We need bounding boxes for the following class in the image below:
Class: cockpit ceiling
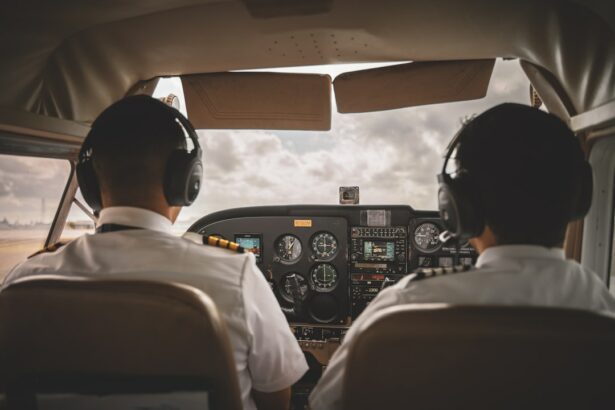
[0,0,614,125]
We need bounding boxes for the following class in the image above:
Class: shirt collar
[97,206,173,233]
[476,245,566,268]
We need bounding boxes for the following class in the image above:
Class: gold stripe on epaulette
[202,235,245,254]
[28,241,67,259]
[412,264,473,281]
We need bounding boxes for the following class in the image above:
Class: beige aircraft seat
[343,304,615,410]
[0,275,242,410]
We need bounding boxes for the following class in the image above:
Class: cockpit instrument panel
[189,206,477,325]
[194,215,349,325]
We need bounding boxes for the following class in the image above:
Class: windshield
[154,59,530,229]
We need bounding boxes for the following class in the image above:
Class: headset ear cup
[164,150,203,206]
[438,174,484,240]
[76,160,102,212]
[571,161,593,220]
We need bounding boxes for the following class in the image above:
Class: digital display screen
[363,240,395,261]
[235,234,262,262]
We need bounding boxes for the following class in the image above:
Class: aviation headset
[437,113,593,242]
[77,96,203,212]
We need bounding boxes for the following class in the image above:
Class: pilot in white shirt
[3,96,307,410]
[309,104,615,409]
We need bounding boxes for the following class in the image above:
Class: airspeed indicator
[414,222,442,253]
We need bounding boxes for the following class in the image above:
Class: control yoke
[280,273,307,319]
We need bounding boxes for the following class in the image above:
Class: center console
[349,226,407,318]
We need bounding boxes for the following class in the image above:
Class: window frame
[45,161,79,247]
[582,133,615,284]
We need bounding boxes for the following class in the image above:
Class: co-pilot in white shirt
[3,207,308,410]
[309,245,615,410]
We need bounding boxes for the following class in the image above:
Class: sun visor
[334,60,495,113]
[181,72,331,130]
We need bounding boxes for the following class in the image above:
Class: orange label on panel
[294,219,313,227]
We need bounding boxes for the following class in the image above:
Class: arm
[252,387,292,410]
[308,283,404,410]
[241,255,309,407]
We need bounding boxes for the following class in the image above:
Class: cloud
[183,59,530,222]
[0,59,530,226]
[0,155,70,222]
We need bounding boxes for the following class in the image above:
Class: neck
[102,196,176,222]
[469,226,498,254]
[469,226,564,254]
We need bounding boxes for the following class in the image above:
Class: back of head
[86,95,187,206]
[458,103,587,247]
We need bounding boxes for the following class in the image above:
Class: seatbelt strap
[95,224,143,234]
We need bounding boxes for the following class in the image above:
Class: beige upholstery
[0,275,242,410]
[0,1,613,123]
[343,304,615,410]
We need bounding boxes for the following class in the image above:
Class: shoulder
[179,232,256,279]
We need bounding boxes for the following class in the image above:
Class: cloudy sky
[0,59,529,227]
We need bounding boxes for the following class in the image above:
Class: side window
[0,154,71,281]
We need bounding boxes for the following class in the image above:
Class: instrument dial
[275,234,302,264]
[414,222,442,253]
[311,232,338,260]
[310,263,339,292]
[279,272,309,303]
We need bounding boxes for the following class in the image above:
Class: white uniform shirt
[309,245,615,410]
[3,207,308,410]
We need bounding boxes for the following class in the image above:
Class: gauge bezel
[274,234,303,264]
[279,272,309,303]
[309,263,339,292]
[413,222,443,254]
[310,231,339,260]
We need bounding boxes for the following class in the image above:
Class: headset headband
[79,98,201,163]
[439,126,465,180]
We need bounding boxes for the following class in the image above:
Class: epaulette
[411,264,474,281]
[201,235,246,254]
[28,241,68,259]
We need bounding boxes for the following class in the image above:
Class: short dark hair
[88,95,186,198]
[457,103,586,247]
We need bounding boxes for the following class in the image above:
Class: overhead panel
[241,0,333,18]
[334,60,496,113]
[182,72,331,130]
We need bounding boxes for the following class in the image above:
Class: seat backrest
[0,275,242,410]
[343,304,615,410]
